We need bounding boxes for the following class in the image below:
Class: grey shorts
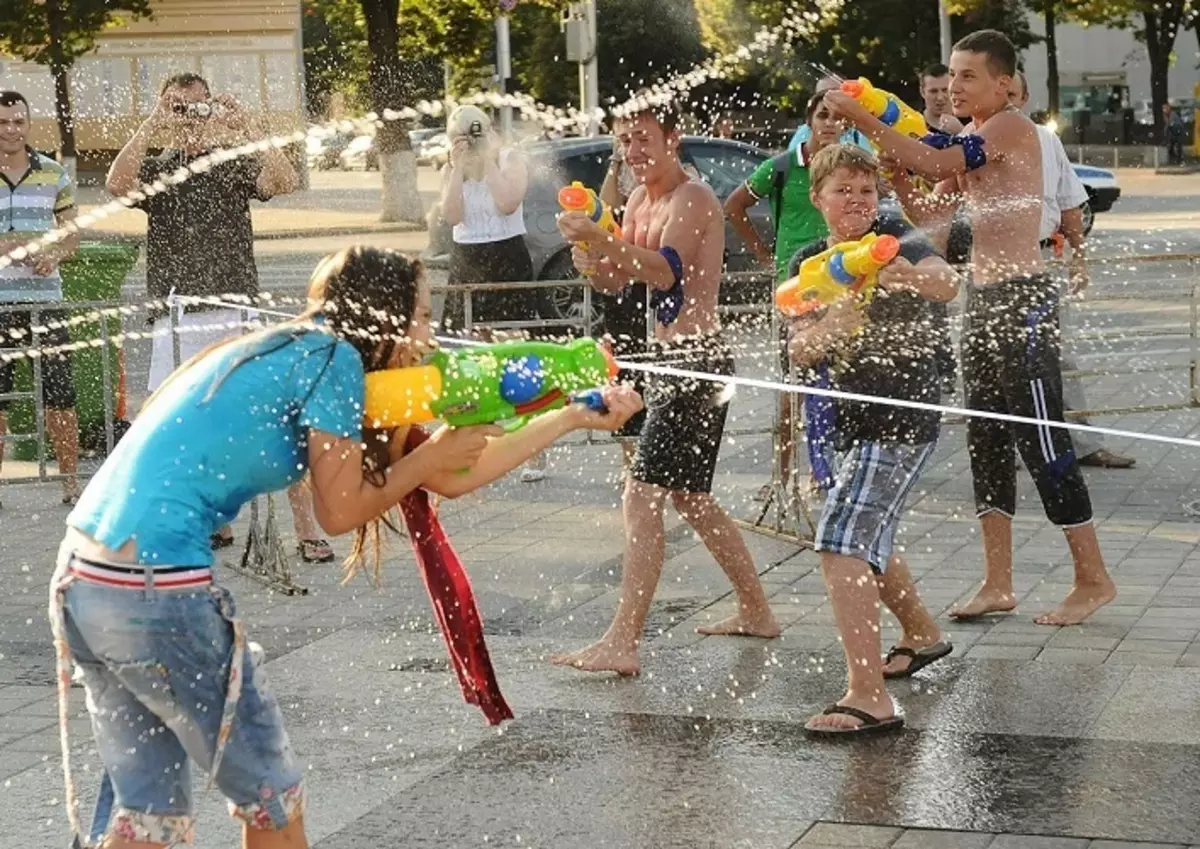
[815,440,936,572]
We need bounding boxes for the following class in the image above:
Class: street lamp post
[938,0,952,64]
[496,0,516,139]
[496,14,513,139]
[563,0,600,135]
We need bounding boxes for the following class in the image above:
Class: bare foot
[949,586,1018,620]
[696,612,782,638]
[550,640,640,676]
[1034,580,1117,626]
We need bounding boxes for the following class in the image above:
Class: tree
[515,0,706,109]
[0,0,152,172]
[358,0,425,222]
[695,0,1036,114]
[1133,1,1192,138]
[1040,0,1063,115]
[1069,0,1192,137]
[303,0,370,118]
[397,0,565,97]
[953,0,1090,117]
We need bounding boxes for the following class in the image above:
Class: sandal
[883,641,953,680]
[805,704,904,737]
[211,532,235,550]
[299,539,335,563]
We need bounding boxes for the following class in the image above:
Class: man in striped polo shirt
[0,90,81,505]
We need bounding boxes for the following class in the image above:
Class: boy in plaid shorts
[787,144,958,736]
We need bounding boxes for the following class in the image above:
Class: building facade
[0,0,305,158]
[1022,11,1198,120]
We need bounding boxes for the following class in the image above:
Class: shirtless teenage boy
[826,29,1116,626]
[553,98,779,675]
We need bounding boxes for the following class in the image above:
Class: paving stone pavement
[4,295,1200,846]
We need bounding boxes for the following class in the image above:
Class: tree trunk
[1043,0,1059,116]
[360,0,423,224]
[45,0,77,177]
[1142,7,1185,141]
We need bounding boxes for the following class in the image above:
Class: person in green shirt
[724,90,848,502]
[726,90,846,280]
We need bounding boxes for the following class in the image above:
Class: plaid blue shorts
[815,440,936,572]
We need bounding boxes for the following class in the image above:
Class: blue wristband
[920,132,987,171]
[652,246,685,326]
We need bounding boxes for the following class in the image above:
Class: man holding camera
[104,74,337,559]
[107,72,296,345]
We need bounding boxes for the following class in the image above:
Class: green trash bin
[9,241,139,462]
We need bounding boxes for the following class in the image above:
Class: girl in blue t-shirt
[49,246,641,849]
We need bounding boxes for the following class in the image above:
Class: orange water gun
[775,234,901,317]
[558,181,622,244]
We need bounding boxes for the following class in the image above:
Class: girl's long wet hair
[145,245,423,583]
[313,247,422,582]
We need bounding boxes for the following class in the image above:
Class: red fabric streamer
[397,428,514,725]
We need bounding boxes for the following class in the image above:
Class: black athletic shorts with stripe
[962,275,1093,526]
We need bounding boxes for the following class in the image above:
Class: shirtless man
[826,29,1116,626]
[553,98,779,675]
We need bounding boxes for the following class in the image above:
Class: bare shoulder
[669,179,722,218]
[625,184,649,214]
[980,110,1035,141]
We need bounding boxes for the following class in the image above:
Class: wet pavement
[5,188,1200,845]
[6,453,1200,848]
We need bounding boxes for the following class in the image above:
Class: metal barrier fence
[164,299,309,595]
[0,299,120,485]
[4,256,1199,561]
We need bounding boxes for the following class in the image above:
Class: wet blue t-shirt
[68,328,365,566]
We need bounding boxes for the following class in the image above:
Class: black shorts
[608,329,648,439]
[0,305,75,412]
[445,236,537,331]
[630,335,734,494]
[598,287,650,438]
[963,276,1091,526]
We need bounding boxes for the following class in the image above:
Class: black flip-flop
[805,704,904,737]
[883,641,953,680]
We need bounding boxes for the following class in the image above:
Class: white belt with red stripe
[68,555,213,589]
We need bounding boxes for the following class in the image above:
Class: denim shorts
[815,440,936,573]
[58,557,303,842]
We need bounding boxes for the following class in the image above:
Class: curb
[1153,166,1200,176]
[79,222,426,245]
[255,222,426,240]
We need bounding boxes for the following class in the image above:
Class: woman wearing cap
[440,106,547,480]
[439,106,535,335]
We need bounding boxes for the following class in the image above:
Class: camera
[172,101,222,119]
[467,120,484,146]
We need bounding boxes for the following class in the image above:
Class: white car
[417,133,451,168]
[338,134,377,171]
[1071,164,1120,235]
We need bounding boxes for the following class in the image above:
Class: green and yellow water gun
[364,337,619,431]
